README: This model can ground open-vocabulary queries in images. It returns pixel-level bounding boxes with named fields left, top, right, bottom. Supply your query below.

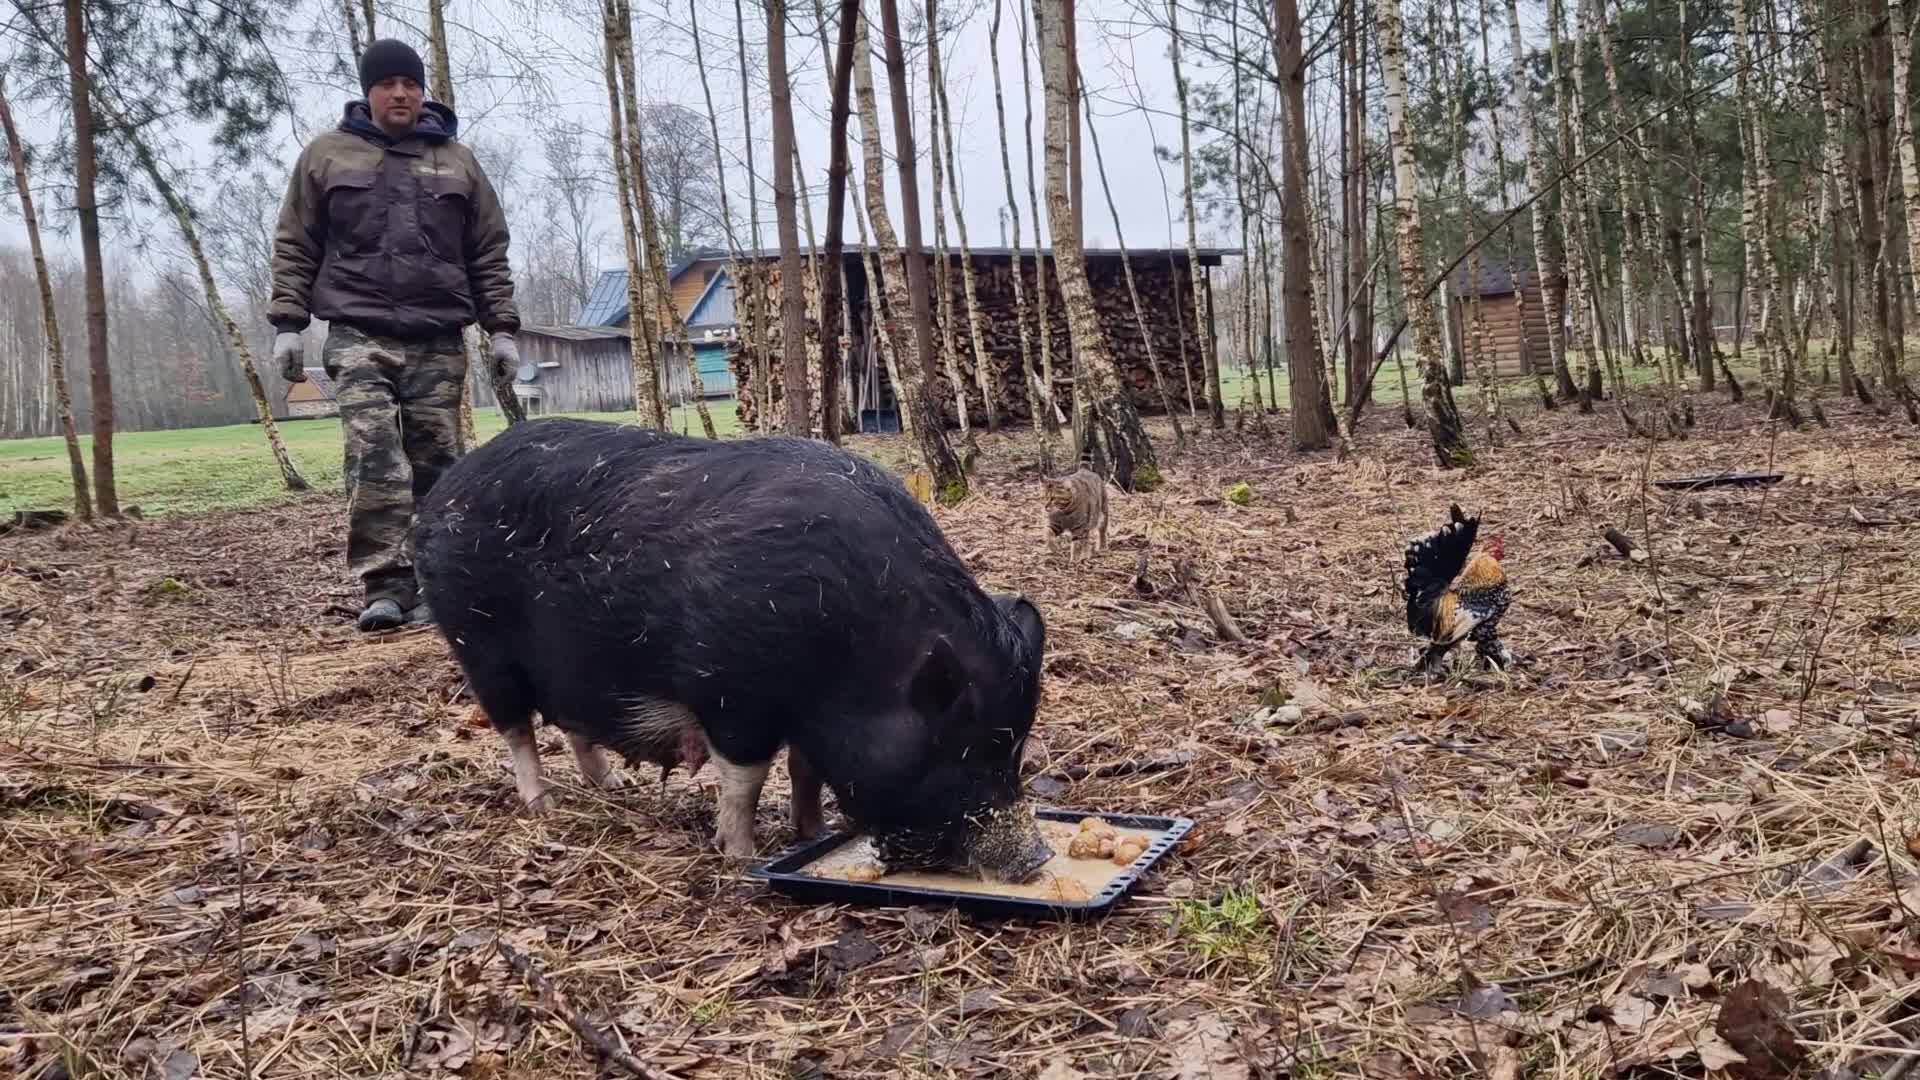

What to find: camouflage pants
left=323, top=323, right=467, bottom=609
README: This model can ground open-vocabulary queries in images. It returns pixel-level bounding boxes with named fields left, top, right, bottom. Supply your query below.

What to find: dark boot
left=357, top=598, right=407, bottom=632
left=406, top=601, right=433, bottom=626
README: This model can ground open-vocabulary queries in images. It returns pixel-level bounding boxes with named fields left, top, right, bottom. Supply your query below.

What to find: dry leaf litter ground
left=3, top=396, right=1920, bottom=1080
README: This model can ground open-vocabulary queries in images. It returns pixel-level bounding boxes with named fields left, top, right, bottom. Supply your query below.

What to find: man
left=269, top=39, right=521, bottom=632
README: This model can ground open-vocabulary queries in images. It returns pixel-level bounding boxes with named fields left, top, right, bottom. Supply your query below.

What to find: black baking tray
left=1652, top=471, right=1785, bottom=491
left=746, top=807, right=1194, bottom=920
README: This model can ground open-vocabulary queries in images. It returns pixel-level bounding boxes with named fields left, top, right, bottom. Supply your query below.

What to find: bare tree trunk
left=613, top=0, right=714, bottom=435
left=1034, top=0, right=1157, bottom=488
left=861, top=4, right=964, bottom=490
left=66, top=0, right=117, bottom=515
left=1228, top=0, right=1265, bottom=432
left=989, top=0, right=1051, bottom=461
left=690, top=0, right=755, bottom=431
left=933, top=14, right=998, bottom=434
left=1504, top=0, right=1576, bottom=404
left=766, top=0, right=812, bottom=434
left=1481, top=0, right=1548, bottom=412
left=1597, top=0, right=1683, bottom=433
left=1883, top=0, right=1920, bottom=415
left=736, top=0, right=772, bottom=432
left=1082, top=87, right=1186, bottom=449
left=817, top=0, right=860, bottom=445
left=925, top=6, right=971, bottom=438
left=1443, top=0, right=1498, bottom=441
left=1167, top=0, right=1222, bottom=429
left=1272, top=0, right=1332, bottom=450
left=1381, top=0, right=1468, bottom=466
left=1548, top=0, right=1600, bottom=412
left=1812, top=0, right=1863, bottom=402
left=426, top=0, right=521, bottom=442
left=600, top=10, right=666, bottom=429
left=1017, top=0, right=1060, bottom=440
left=1732, top=0, right=1802, bottom=425
left=110, top=108, right=307, bottom=491
left=1, top=73, right=90, bottom=519
left=342, top=0, right=366, bottom=65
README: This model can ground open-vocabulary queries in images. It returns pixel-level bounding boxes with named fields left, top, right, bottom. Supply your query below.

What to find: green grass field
left=0, top=401, right=740, bottom=517
left=0, top=343, right=1834, bottom=518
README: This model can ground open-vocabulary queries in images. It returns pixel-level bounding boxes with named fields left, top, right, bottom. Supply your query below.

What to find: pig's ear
left=909, top=636, right=968, bottom=717
left=993, top=592, right=1045, bottom=668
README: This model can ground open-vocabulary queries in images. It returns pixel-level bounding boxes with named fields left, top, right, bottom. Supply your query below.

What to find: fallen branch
left=497, top=940, right=659, bottom=1078
left=1174, top=557, right=1248, bottom=643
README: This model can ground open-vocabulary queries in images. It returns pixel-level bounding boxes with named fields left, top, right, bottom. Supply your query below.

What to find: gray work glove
left=490, top=331, right=519, bottom=382
left=274, top=332, right=306, bottom=383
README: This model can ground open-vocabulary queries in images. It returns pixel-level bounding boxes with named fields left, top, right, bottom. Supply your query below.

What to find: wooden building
left=1446, top=258, right=1552, bottom=377
left=283, top=367, right=339, bottom=419
left=461, top=325, right=718, bottom=417
left=722, top=245, right=1238, bottom=431
left=575, top=249, right=736, bottom=399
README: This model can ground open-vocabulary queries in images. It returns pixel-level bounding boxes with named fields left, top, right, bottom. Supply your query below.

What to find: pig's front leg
left=566, top=733, right=627, bottom=791
left=787, top=748, right=827, bottom=840
left=499, top=723, right=554, bottom=813
left=708, top=735, right=770, bottom=857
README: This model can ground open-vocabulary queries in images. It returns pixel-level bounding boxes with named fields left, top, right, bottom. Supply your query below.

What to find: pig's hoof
left=517, top=784, right=555, bottom=814
left=586, top=769, right=629, bottom=791
left=716, top=833, right=757, bottom=859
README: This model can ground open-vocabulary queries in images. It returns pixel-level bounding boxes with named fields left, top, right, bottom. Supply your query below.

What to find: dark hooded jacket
left=268, top=100, right=519, bottom=341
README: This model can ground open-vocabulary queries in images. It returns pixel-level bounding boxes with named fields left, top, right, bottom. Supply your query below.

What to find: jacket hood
left=339, top=99, right=458, bottom=144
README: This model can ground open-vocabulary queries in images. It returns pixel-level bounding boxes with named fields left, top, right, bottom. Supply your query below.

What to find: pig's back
left=416, top=418, right=988, bottom=727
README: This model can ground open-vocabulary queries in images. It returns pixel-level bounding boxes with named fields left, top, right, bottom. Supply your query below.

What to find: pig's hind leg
left=466, top=666, right=553, bottom=813
left=565, top=733, right=627, bottom=791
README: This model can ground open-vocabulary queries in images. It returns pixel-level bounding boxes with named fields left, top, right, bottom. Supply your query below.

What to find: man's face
left=368, top=76, right=423, bottom=136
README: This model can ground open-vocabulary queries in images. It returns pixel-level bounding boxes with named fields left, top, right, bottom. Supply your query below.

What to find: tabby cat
left=1042, top=466, right=1108, bottom=563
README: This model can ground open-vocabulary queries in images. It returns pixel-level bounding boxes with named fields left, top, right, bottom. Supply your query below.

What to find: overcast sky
left=0, top=0, right=1555, bottom=301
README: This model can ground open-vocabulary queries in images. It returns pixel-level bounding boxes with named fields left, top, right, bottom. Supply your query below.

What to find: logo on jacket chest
left=412, top=161, right=458, bottom=177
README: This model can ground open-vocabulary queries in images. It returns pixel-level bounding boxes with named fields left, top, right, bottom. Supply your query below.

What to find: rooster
left=1403, top=504, right=1513, bottom=675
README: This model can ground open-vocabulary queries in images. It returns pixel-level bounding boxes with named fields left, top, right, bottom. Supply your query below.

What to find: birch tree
left=857, top=6, right=964, bottom=490
left=816, top=0, right=861, bottom=444
left=107, top=104, right=307, bottom=491
left=613, top=0, right=715, bottom=435
left=1035, top=0, right=1157, bottom=488
left=600, top=10, right=666, bottom=429
left=1380, top=0, right=1468, bottom=466
left=932, top=9, right=998, bottom=433
left=766, top=0, right=812, bottom=434
left=1082, top=89, right=1185, bottom=449
left=1731, top=0, right=1803, bottom=425
left=988, top=0, right=1051, bottom=462
left=1167, top=0, right=1221, bottom=429
left=0, top=72, right=90, bottom=519
left=1883, top=0, right=1920, bottom=415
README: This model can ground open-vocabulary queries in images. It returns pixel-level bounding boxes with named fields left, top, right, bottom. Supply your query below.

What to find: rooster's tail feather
left=1405, top=509, right=1479, bottom=637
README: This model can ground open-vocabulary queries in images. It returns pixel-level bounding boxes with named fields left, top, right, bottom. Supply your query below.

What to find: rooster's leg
left=1416, top=641, right=1455, bottom=676
left=1471, top=624, right=1515, bottom=670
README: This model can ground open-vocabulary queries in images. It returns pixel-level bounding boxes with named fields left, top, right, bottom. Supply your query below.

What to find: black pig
left=413, top=417, right=1054, bottom=883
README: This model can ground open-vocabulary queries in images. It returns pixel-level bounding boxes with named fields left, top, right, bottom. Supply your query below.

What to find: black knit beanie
left=360, top=39, right=426, bottom=95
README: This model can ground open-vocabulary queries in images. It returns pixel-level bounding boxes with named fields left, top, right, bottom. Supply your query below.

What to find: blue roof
left=574, top=248, right=730, bottom=328
left=685, top=266, right=735, bottom=328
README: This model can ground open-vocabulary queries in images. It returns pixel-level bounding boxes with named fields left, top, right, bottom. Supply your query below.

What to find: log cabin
left=1446, top=258, right=1553, bottom=378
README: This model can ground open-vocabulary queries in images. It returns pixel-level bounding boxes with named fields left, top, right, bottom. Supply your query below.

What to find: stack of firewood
left=729, top=253, right=1214, bottom=431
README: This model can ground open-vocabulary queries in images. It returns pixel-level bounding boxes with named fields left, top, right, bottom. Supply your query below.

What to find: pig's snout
left=966, top=803, right=1055, bottom=885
